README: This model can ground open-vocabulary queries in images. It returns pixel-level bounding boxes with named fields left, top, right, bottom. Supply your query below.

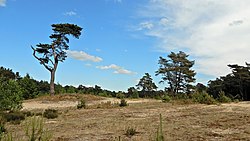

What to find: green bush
left=0, top=79, right=23, bottom=111
left=43, top=109, right=58, bottom=119
left=192, top=91, right=216, bottom=105
left=119, top=99, right=128, bottom=107
left=131, top=91, right=139, bottom=99
left=217, top=91, right=232, bottom=103
left=162, top=94, right=171, bottom=103
left=77, top=99, right=86, bottom=109
left=116, top=92, right=125, bottom=99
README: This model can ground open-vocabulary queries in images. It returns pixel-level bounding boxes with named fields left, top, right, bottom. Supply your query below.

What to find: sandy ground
left=6, top=96, right=250, bottom=140
left=22, top=97, right=160, bottom=110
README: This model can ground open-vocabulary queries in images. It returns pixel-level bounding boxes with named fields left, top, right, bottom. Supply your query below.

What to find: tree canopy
left=156, top=51, right=196, bottom=95
left=208, top=63, right=250, bottom=100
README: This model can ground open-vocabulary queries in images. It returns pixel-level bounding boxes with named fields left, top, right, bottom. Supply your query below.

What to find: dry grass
left=26, top=94, right=104, bottom=102
left=5, top=96, right=250, bottom=141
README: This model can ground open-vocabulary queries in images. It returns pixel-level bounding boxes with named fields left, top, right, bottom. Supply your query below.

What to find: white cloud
left=64, top=11, right=77, bottom=16
left=137, top=21, right=154, bottom=30
left=96, top=64, right=136, bottom=75
left=137, top=0, right=250, bottom=78
left=66, top=50, right=103, bottom=62
left=0, top=0, right=6, bottom=7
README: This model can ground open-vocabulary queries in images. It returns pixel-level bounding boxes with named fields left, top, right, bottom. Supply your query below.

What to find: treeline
left=0, top=66, right=120, bottom=99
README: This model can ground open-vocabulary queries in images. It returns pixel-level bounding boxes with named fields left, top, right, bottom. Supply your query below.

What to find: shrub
left=217, top=91, right=232, bottom=103
left=116, top=92, right=125, bottom=99
left=2, top=111, right=25, bottom=124
left=77, top=99, right=86, bottom=109
left=192, top=91, right=216, bottom=105
left=125, top=127, right=137, bottom=137
left=0, top=79, right=23, bottom=111
left=162, top=94, right=171, bottom=103
left=131, top=91, right=139, bottom=99
left=119, top=99, right=128, bottom=107
left=43, top=109, right=58, bottom=119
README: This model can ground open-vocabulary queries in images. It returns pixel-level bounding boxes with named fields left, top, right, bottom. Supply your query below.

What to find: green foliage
left=25, top=116, right=52, bottom=141
left=192, top=91, right=216, bottom=105
left=0, top=67, right=18, bottom=81
left=119, top=99, right=128, bottom=107
left=125, top=127, right=137, bottom=137
left=136, top=73, right=158, bottom=93
left=18, top=74, right=39, bottom=99
left=43, top=109, right=58, bottom=119
left=131, top=91, right=139, bottom=99
left=162, top=94, right=171, bottom=103
left=156, top=51, right=196, bottom=94
left=116, top=92, right=125, bottom=99
left=217, top=91, right=232, bottom=103
left=0, top=79, right=23, bottom=111
left=77, top=99, right=86, bottom=109
left=32, top=23, right=82, bottom=96
left=156, top=114, right=164, bottom=141
left=208, top=63, right=250, bottom=101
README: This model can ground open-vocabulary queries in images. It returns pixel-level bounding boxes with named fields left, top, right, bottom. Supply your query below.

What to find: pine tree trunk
left=50, top=70, right=55, bottom=96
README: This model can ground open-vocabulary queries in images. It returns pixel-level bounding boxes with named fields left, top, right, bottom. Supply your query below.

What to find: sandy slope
left=22, top=97, right=160, bottom=110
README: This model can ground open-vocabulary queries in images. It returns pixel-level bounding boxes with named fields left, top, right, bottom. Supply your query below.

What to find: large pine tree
left=156, top=51, right=196, bottom=94
left=32, top=23, right=82, bottom=96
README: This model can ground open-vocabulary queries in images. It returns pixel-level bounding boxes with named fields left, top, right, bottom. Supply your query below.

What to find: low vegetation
left=77, top=99, right=86, bottom=109
left=43, top=109, right=58, bottom=119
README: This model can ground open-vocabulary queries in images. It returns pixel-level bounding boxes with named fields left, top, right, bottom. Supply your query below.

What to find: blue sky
left=1, top=0, right=250, bottom=91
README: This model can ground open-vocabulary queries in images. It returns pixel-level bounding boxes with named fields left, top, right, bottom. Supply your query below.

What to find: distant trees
left=156, top=51, right=196, bottom=95
left=136, top=73, right=157, bottom=97
left=208, top=63, right=250, bottom=101
left=32, top=23, right=82, bottom=96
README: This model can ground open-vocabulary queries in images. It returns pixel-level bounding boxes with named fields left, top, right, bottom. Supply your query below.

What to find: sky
left=1, top=0, right=250, bottom=91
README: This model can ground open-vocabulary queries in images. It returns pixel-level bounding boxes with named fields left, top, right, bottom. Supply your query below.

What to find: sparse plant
left=25, top=116, right=52, bottom=141
left=119, top=99, right=128, bottom=107
left=125, top=127, right=137, bottom=137
left=43, top=109, right=58, bottom=119
left=156, top=114, right=164, bottom=141
left=96, top=101, right=118, bottom=109
left=77, top=99, right=86, bottom=109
